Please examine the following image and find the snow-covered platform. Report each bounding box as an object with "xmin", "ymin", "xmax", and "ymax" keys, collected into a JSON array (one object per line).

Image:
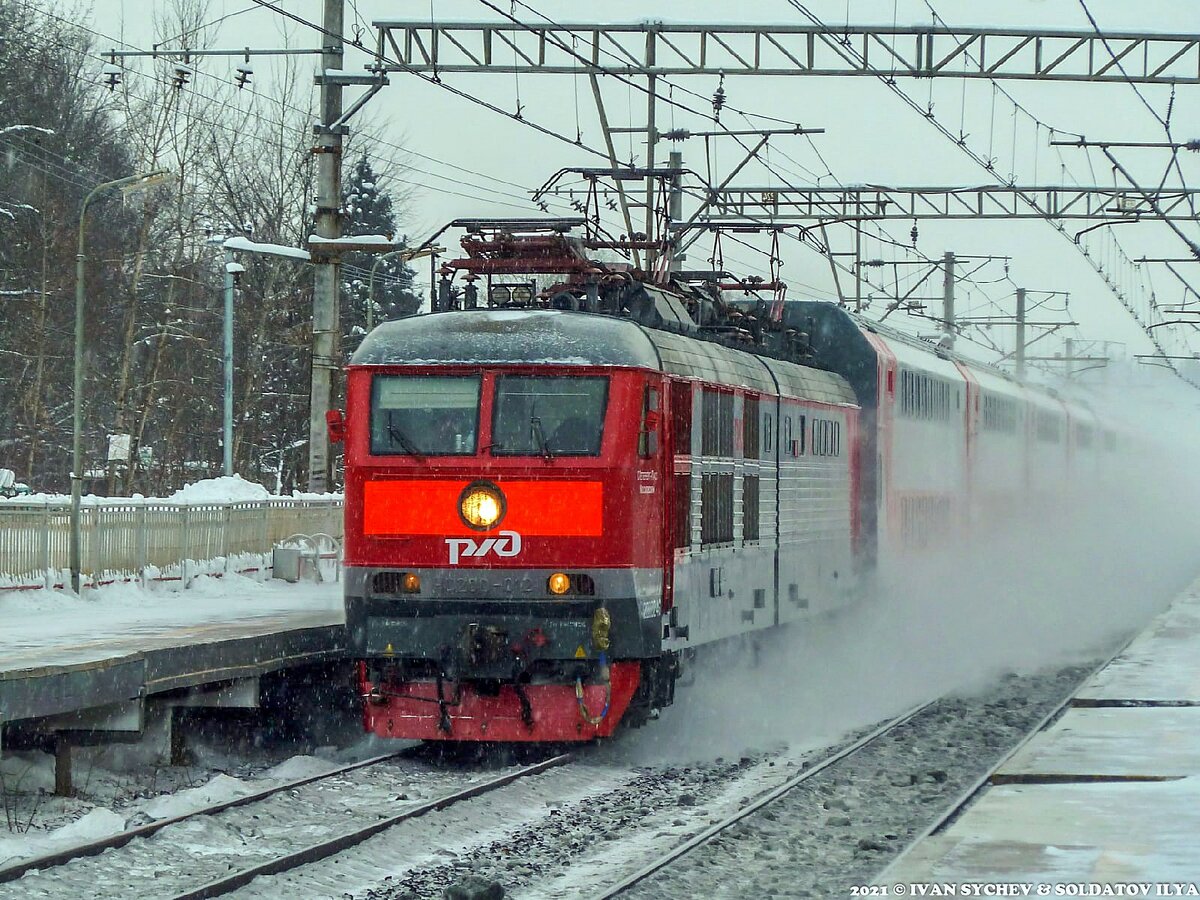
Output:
[
  {"xmin": 0, "ymin": 574, "xmax": 345, "ymax": 727},
  {"xmin": 883, "ymin": 577, "xmax": 1200, "ymax": 887}
]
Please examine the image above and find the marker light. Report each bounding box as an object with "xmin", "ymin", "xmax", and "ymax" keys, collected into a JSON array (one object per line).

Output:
[
  {"xmin": 459, "ymin": 481, "xmax": 505, "ymax": 530},
  {"xmin": 402, "ymin": 572, "xmax": 421, "ymax": 594},
  {"xmin": 548, "ymin": 572, "xmax": 571, "ymax": 595}
]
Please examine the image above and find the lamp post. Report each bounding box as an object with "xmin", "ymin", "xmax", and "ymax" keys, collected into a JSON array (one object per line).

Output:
[
  {"xmin": 71, "ymin": 170, "xmax": 171, "ymax": 595},
  {"xmin": 207, "ymin": 232, "xmax": 243, "ymax": 477},
  {"xmin": 366, "ymin": 249, "xmax": 406, "ymax": 332},
  {"xmin": 366, "ymin": 245, "xmax": 441, "ymax": 329}
]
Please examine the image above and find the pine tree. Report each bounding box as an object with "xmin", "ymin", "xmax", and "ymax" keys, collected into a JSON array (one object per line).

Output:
[{"xmin": 340, "ymin": 154, "xmax": 422, "ymax": 352}]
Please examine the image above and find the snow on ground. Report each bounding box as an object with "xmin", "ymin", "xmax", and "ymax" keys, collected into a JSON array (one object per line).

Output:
[
  {"xmin": 0, "ymin": 744, "xmax": 367, "ymax": 870},
  {"xmin": 0, "ymin": 569, "xmax": 341, "ymax": 669},
  {"xmin": 0, "ymin": 474, "xmax": 342, "ymax": 505}
]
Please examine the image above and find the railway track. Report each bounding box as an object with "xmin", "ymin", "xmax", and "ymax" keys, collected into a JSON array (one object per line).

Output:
[
  {"xmin": 0, "ymin": 751, "xmax": 406, "ymax": 886},
  {"xmin": 0, "ymin": 748, "xmax": 572, "ymax": 900},
  {"xmin": 874, "ymin": 645, "xmax": 1136, "ymax": 886},
  {"xmin": 590, "ymin": 700, "xmax": 938, "ymax": 899}
]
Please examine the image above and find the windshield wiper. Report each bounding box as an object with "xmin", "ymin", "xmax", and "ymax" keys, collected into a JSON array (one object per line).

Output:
[
  {"xmin": 530, "ymin": 416, "xmax": 555, "ymax": 460},
  {"xmin": 387, "ymin": 415, "xmax": 424, "ymax": 457}
]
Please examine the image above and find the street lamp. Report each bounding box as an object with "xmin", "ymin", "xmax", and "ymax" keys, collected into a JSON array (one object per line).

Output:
[
  {"xmin": 366, "ymin": 245, "xmax": 441, "ymax": 330},
  {"xmin": 206, "ymin": 230, "xmax": 245, "ymax": 478},
  {"xmin": 71, "ymin": 169, "xmax": 172, "ymax": 595}
]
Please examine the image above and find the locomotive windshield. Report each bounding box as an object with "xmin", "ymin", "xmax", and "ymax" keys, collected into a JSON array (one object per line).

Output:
[
  {"xmin": 370, "ymin": 375, "xmax": 480, "ymax": 455},
  {"xmin": 491, "ymin": 376, "xmax": 608, "ymax": 456}
]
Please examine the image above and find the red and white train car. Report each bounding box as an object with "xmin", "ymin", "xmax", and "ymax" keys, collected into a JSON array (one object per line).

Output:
[
  {"xmin": 336, "ymin": 266, "xmax": 1108, "ymax": 744},
  {"xmin": 785, "ymin": 301, "xmax": 1107, "ymax": 566}
]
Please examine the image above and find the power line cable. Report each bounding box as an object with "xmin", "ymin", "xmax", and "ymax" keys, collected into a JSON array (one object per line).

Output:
[{"xmin": 8, "ymin": 0, "xmax": 558, "ymax": 209}]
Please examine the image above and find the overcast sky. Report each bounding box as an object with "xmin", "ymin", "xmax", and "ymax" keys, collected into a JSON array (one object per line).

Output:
[{"xmin": 79, "ymin": 0, "xmax": 1200, "ymax": 382}]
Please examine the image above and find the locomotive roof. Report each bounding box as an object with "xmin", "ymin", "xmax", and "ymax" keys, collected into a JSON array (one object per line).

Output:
[{"xmin": 351, "ymin": 309, "xmax": 857, "ymax": 407}]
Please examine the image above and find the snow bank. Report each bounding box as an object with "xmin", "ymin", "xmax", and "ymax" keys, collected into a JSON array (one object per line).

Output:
[
  {"xmin": 263, "ymin": 755, "xmax": 338, "ymax": 782},
  {"xmin": 46, "ymin": 807, "xmax": 127, "ymax": 843},
  {"xmin": 139, "ymin": 773, "xmax": 255, "ymax": 820},
  {"xmin": 0, "ymin": 476, "xmax": 342, "ymax": 506},
  {"xmin": 168, "ymin": 475, "xmax": 271, "ymax": 504}
]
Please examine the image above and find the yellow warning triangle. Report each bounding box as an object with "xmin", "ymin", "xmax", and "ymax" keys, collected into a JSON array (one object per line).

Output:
[{"xmin": 574, "ymin": 645, "xmax": 587, "ymax": 659}]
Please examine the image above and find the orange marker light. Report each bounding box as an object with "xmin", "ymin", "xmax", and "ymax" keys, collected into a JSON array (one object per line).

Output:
[{"xmin": 548, "ymin": 573, "xmax": 571, "ymax": 595}]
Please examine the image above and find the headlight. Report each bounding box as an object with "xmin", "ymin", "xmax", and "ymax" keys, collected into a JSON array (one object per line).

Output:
[
  {"xmin": 548, "ymin": 572, "xmax": 571, "ymax": 595},
  {"xmin": 459, "ymin": 481, "xmax": 506, "ymax": 530}
]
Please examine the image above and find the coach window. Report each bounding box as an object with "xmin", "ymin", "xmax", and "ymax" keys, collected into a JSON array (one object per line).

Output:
[
  {"xmin": 701, "ymin": 473, "xmax": 734, "ymax": 545},
  {"xmin": 743, "ymin": 395, "xmax": 760, "ymax": 458},
  {"xmin": 743, "ymin": 475, "xmax": 760, "ymax": 542},
  {"xmin": 701, "ymin": 389, "xmax": 735, "ymax": 457},
  {"xmin": 672, "ymin": 474, "xmax": 691, "ymax": 549},
  {"xmin": 491, "ymin": 375, "xmax": 608, "ymax": 455},
  {"xmin": 371, "ymin": 374, "xmax": 480, "ymax": 456},
  {"xmin": 671, "ymin": 381, "xmax": 693, "ymax": 455}
]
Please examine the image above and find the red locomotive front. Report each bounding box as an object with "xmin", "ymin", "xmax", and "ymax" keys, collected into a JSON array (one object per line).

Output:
[{"xmin": 343, "ymin": 310, "xmax": 675, "ymax": 741}]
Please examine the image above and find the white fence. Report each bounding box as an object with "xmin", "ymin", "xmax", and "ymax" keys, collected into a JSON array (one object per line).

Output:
[{"xmin": 0, "ymin": 498, "xmax": 343, "ymax": 591}]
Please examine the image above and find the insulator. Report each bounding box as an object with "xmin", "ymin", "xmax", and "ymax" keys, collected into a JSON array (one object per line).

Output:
[
  {"xmin": 235, "ymin": 65, "xmax": 252, "ymax": 89},
  {"xmin": 712, "ymin": 73, "xmax": 726, "ymax": 122},
  {"xmin": 910, "ymin": 223, "xmax": 919, "ymax": 247},
  {"xmin": 173, "ymin": 64, "xmax": 192, "ymax": 89},
  {"xmin": 102, "ymin": 63, "xmax": 122, "ymax": 92}
]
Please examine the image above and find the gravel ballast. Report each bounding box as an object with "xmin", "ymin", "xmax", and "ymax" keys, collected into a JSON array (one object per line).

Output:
[{"xmin": 333, "ymin": 665, "xmax": 1093, "ymax": 900}]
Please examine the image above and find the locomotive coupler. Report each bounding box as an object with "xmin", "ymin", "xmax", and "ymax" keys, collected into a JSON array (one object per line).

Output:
[{"xmin": 463, "ymin": 623, "xmax": 507, "ymax": 669}]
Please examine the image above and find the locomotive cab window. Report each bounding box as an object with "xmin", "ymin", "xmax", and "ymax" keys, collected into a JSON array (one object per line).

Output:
[
  {"xmin": 492, "ymin": 375, "xmax": 608, "ymax": 456},
  {"xmin": 371, "ymin": 375, "xmax": 480, "ymax": 456}
]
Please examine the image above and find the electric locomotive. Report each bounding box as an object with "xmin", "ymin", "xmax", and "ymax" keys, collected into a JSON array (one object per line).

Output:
[{"xmin": 338, "ymin": 220, "xmax": 861, "ymax": 741}]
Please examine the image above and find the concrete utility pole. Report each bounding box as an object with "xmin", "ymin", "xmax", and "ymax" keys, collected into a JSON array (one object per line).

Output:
[
  {"xmin": 1015, "ymin": 287, "xmax": 1027, "ymax": 379},
  {"xmin": 643, "ymin": 27, "xmax": 658, "ymax": 273},
  {"xmin": 942, "ymin": 250, "xmax": 956, "ymax": 350},
  {"xmin": 667, "ymin": 149, "xmax": 684, "ymax": 273},
  {"xmin": 309, "ymin": 0, "xmax": 344, "ymax": 493}
]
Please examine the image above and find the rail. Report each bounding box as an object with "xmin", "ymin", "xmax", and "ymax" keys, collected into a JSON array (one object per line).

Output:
[
  {"xmin": 0, "ymin": 497, "xmax": 343, "ymax": 591},
  {"xmin": 593, "ymin": 700, "xmax": 938, "ymax": 898}
]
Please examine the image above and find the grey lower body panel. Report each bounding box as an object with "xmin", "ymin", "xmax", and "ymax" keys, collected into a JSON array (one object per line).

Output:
[{"xmin": 346, "ymin": 565, "xmax": 664, "ymax": 679}]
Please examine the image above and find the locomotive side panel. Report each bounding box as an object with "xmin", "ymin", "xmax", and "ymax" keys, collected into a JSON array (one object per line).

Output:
[
  {"xmin": 766, "ymin": 357, "xmax": 860, "ymax": 624},
  {"xmin": 650, "ymin": 329, "xmax": 860, "ymax": 649}
]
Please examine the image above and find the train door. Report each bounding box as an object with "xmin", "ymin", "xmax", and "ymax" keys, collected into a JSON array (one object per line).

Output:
[{"xmin": 664, "ymin": 378, "xmax": 694, "ymax": 641}]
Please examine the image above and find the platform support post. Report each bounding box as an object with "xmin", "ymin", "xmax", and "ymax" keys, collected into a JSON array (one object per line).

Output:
[
  {"xmin": 54, "ymin": 736, "xmax": 72, "ymax": 797},
  {"xmin": 169, "ymin": 708, "xmax": 191, "ymax": 766}
]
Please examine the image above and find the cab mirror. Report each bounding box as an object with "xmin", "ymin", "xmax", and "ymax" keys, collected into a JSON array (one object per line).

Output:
[{"xmin": 326, "ymin": 409, "xmax": 346, "ymax": 444}]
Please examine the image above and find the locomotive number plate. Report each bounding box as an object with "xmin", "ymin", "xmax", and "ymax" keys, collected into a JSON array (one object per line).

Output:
[{"xmin": 436, "ymin": 573, "xmax": 537, "ymax": 597}]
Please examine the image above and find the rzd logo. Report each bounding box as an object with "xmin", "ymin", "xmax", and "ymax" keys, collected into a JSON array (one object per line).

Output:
[{"xmin": 445, "ymin": 530, "xmax": 522, "ymax": 565}]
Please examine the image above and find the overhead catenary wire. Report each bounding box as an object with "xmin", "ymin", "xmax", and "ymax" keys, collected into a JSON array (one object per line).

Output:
[
  {"xmin": 6, "ymin": 0, "xmax": 568, "ymax": 216},
  {"xmin": 480, "ymin": 0, "xmax": 1015, "ymax": 332},
  {"xmin": 781, "ymin": 0, "xmax": 1190, "ymax": 380}
]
